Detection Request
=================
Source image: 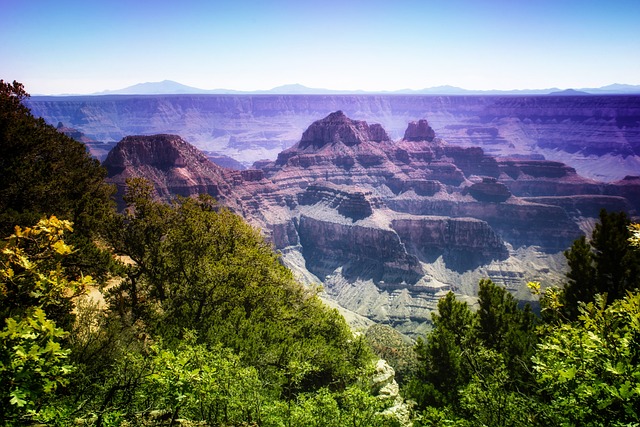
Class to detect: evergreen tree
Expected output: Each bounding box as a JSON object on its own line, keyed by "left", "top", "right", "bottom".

{"left": 409, "top": 281, "right": 538, "bottom": 422}
{"left": 477, "top": 279, "right": 537, "bottom": 390}
{"left": 0, "top": 80, "right": 115, "bottom": 280}
{"left": 563, "top": 210, "right": 640, "bottom": 318}
{"left": 409, "top": 292, "right": 475, "bottom": 409}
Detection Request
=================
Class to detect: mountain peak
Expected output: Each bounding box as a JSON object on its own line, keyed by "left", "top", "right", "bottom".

{"left": 96, "top": 80, "right": 207, "bottom": 95}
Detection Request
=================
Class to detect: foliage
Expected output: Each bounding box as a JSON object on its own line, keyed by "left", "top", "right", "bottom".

{"left": 0, "top": 80, "right": 116, "bottom": 283}
{"left": 106, "top": 179, "right": 372, "bottom": 399}
{"left": 365, "top": 323, "right": 418, "bottom": 386}
{"left": 0, "top": 308, "right": 74, "bottom": 424}
{"left": 563, "top": 210, "right": 640, "bottom": 319}
{"left": 408, "top": 281, "right": 538, "bottom": 424}
{"left": 630, "top": 223, "right": 640, "bottom": 248}
{"left": 0, "top": 216, "right": 91, "bottom": 424}
{"left": 459, "top": 347, "right": 534, "bottom": 427}
{"left": 0, "top": 216, "right": 92, "bottom": 329}
{"left": 533, "top": 292, "right": 640, "bottom": 426}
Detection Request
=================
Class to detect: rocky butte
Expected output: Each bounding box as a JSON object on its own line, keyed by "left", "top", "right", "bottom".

{"left": 103, "top": 111, "right": 640, "bottom": 336}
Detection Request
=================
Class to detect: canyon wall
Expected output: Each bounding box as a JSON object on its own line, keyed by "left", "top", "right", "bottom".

{"left": 28, "top": 94, "right": 640, "bottom": 181}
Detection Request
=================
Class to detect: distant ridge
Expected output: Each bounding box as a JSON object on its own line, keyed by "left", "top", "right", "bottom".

{"left": 88, "top": 80, "right": 640, "bottom": 96}
{"left": 94, "top": 80, "right": 243, "bottom": 95}
{"left": 548, "top": 89, "right": 591, "bottom": 96}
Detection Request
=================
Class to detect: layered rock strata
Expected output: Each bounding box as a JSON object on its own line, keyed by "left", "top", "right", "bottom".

{"left": 29, "top": 94, "right": 640, "bottom": 181}
{"left": 103, "top": 111, "right": 640, "bottom": 335}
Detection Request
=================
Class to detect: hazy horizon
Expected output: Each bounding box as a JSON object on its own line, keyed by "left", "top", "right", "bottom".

{"left": 2, "top": 0, "right": 639, "bottom": 95}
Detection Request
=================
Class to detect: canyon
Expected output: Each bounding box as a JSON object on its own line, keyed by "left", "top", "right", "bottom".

{"left": 102, "top": 110, "right": 640, "bottom": 336}
{"left": 27, "top": 94, "right": 640, "bottom": 181}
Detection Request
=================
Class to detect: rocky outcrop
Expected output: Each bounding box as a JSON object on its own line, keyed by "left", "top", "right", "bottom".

{"left": 387, "top": 197, "right": 582, "bottom": 251}
{"left": 606, "top": 176, "right": 640, "bottom": 212}
{"left": 206, "top": 152, "right": 246, "bottom": 170}
{"left": 298, "top": 183, "right": 383, "bottom": 221}
{"left": 371, "top": 360, "right": 412, "bottom": 427}
{"left": 403, "top": 119, "right": 436, "bottom": 142}
{"left": 296, "top": 110, "right": 390, "bottom": 150}
{"left": 391, "top": 216, "right": 508, "bottom": 269}
{"left": 103, "top": 134, "right": 239, "bottom": 209}
{"left": 522, "top": 195, "right": 632, "bottom": 218}
{"left": 56, "top": 122, "right": 112, "bottom": 160}
{"left": 465, "top": 178, "right": 512, "bottom": 203}
{"left": 499, "top": 159, "right": 575, "bottom": 180}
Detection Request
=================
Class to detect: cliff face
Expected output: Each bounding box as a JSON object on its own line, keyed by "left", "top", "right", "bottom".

{"left": 103, "top": 134, "right": 242, "bottom": 210}
{"left": 101, "top": 111, "right": 640, "bottom": 335}
{"left": 298, "top": 215, "right": 423, "bottom": 285}
{"left": 27, "top": 94, "right": 640, "bottom": 181}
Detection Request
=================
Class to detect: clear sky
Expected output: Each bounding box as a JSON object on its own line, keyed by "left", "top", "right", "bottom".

{"left": 2, "top": 0, "right": 639, "bottom": 94}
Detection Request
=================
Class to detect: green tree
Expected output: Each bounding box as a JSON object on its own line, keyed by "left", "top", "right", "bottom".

{"left": 563, "top": 235, "right": 596, "bottom": 318}
{"left": 409, "top": 282, "right": 538, "bottom": 424}
{"left": 0, "top": 217, "right": 92, "bottom": 424}
{"left": 0, "top": 80, "right": 115, "bottom": 281}
{"left": 563, "top": 210, "right": 640, "bottom": 318}
{"left": 476, "top": 279, "right": 537, "bottom": 390}
{"left": 409, "top": 292, "right": 475, "bottom": 409}
{"left": 106, "top": 180, "right": 372, "bottom": 398}
{"left": 533, "top": 292, "right": 640, "bottom": 426}
{"left": 459, "top": 347, "right": 533, "bottom": 427}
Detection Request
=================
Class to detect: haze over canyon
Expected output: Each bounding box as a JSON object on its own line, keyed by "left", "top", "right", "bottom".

{"left": 27, "top": 93, "right": 640, "bottom": 182}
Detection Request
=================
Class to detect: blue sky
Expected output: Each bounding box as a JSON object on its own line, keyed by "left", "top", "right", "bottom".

{"left": 2, "top": 0, "right": 639, "bottom": 94}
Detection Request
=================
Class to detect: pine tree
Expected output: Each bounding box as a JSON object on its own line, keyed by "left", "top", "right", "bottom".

{"left": 562, "top": 210, "right": 640, "bottom": 318}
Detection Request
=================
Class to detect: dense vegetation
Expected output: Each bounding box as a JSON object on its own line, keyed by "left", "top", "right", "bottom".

{"left": 2, "top": 80, "right": 639, "bottom": 426}
{"left": 407, "top": 211, "right": 640, "bottom": 426}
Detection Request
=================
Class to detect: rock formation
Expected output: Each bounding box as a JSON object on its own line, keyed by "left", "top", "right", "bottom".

{"left": 103, "top": 134, "right": 241, "bottom": 210}
{"left": 102, "top": 112, "right": 640, "bottom": 336}
{"left": 403, "top": 119, "right": 436, "bottom": 142}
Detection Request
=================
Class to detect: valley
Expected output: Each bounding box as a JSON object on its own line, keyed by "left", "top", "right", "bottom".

{"left": 99, "top": 109, "right": 640, "bottom": 336}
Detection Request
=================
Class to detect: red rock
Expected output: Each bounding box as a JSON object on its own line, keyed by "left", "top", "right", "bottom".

{"left": 403, "top": 119, "right": 436, "bottom": 142}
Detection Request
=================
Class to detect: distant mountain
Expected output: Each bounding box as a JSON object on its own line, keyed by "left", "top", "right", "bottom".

{"left": 580, "top": 84, "right": 640, "bottom": 94}
{"left": 256, "top": 84, "right": 345, "bottom": 95}
{"left": 95, "top": 80, "right": 244, "bottom": 95}
{"left": 548, "top": 89, "right": 591, "bottom": 96}
{"left": 96, "top": 80, "right": 203, "bottom": 95}
{"left": 90, "top": 80, "right": 640, "bottom": 96}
